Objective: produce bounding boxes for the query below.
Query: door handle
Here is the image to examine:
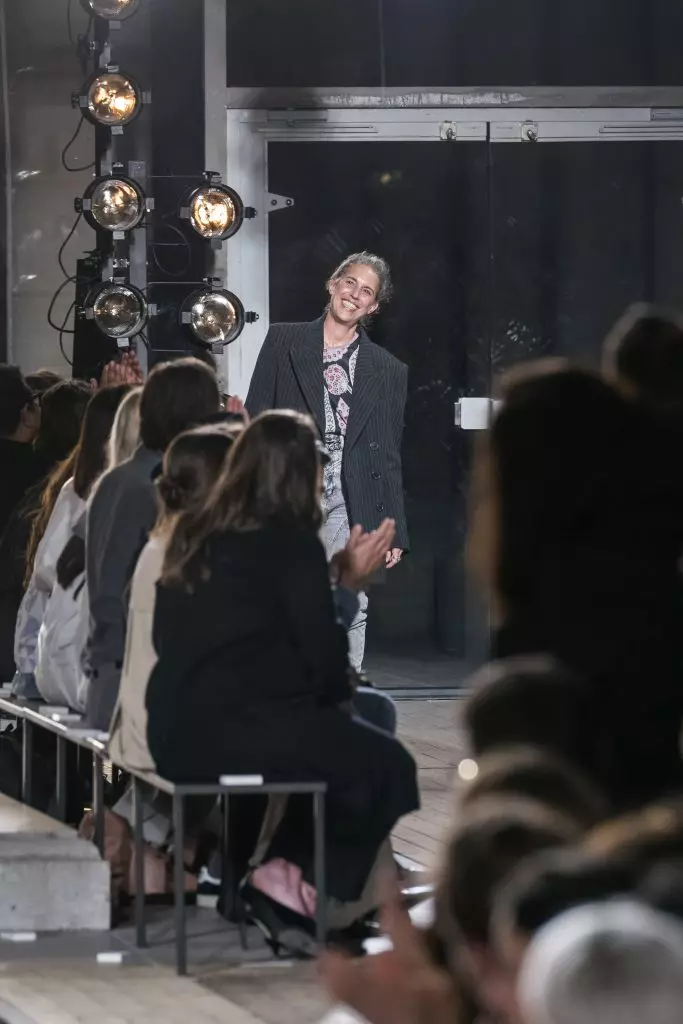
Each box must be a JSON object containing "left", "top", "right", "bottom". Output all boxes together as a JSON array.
[{"left": 454, "top": 398, "right": 501, "bottom": 430}]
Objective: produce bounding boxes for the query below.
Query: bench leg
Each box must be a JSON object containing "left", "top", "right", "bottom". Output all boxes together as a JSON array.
[
  {"left": 133, "top": 775, "right": 147, "bottom": 948},
  {"left": 21, "top": 719, "right": 33, "bottom": 806},
  {"left": 92, "top": 753, "right": 105, "bottom": 856},
  {"left": 313, "top": 791, "right": 327, "bottom": 948},
  {"left": 55, "top": 735, "right": 67, "bottom": 822},
  {"left": 173, "top": 792, "right": 187, "bottom": 976}
]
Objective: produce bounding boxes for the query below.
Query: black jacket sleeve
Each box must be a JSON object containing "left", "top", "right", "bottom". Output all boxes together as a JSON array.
[
  {"left": 279, "top": 529, "right": 352, "bottom": 707},
  {"left": 385, "top": 360, "right": 409, "bottom": 551},
  {"left": 245, "top": 326, "right": 281, "bottom": 417}
]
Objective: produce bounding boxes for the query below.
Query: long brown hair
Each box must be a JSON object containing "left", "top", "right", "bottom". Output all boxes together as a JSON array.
[
  {"left": 24, "top": 385, "right": 131, "bottom": 585},
  {"left": 154, "top": 423, "right": 243, "bottom": 532},
  {"left": 162, "top": 410, "right": 322, "bottom": 589}
]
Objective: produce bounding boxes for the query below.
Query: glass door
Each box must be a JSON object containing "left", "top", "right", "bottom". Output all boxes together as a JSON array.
[
  {"left": 265, "top": 133, "right": 492, "bottom": 692},
  {"left": 488, "top": 113, "right": 683, "bottom": 373},
  {"left": 224, "top": 106, "right": 683, "bottom": 695}
]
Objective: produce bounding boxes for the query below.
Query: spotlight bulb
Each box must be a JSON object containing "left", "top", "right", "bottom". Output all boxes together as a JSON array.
[
  {"left": 183, "top": 289, "right": 245, "bottom": 348},
  {"left": 84, "top": 0, "right": 140, "bottom": 18},
  {"left": 86, "top": 72, "right": 140, "bottom": 127},
  {"left": 87, "top": 283, "right": 147, "bottom": 339},
  {"left": 83, "top": 177, "right": 144, "bottom": 232},
  {"left": 183, "top": 184, "right": 244, "bottom": 241}
]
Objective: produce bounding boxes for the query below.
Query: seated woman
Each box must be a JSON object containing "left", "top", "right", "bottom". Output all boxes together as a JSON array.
[
  {"left": 14, "top": 384, "right": 132, "bottom": 702},
  {"left": 37, "top": 386, "right": 143, "bottom": 712},
  {"left": 146, "top": 411, "right": 419, "bottom": 948},
  {"left": 109, "top": 422, "right": 242, "bottom": 772}
]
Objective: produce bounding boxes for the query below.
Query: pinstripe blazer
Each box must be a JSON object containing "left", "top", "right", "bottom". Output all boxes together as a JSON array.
[{"left": 245, "top": 317, "right": 409, "bottom": 551}]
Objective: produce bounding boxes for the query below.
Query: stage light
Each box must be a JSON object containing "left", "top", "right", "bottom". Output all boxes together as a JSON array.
[
  {"left": 180, "top": 183, "right": 244, "bottom": 242},
  {"left": 85, "top": 283, "right": 147, "bottom": 339},
  {"left": 80, "top": 71, "right": 142, "bottom": 128},
  {"left": 181, "top": 289, "right": 245, "bottom": 348},
  {"left": 82, "top": 0, "right": 140, "bottom": 18},
  {"left": 78, "top": 176, "right": 146, "bottom": 233}
]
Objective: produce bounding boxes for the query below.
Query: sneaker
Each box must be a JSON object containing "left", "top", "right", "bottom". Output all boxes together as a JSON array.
[{"left": 196, "top": 866, "right": 221, "bottom": 909}]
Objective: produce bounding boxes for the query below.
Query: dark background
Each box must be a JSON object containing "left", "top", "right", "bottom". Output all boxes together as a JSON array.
[{"left": 226, "top": 0, "right": 683, "bottom": 89}]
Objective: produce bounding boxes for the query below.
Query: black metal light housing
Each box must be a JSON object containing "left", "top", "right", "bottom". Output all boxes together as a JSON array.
[
  {"left": 77, "top": 70, "right": 143, "bottom": 128},
  {"left": 181, "top": 288, "right": 245, "bottom": 348},
  {"left": 81, "top": 0, "right": 141, "bottom": 19},
  {"left": 77, "top": 175, "right": 147, "bottom": 234},
  {"left": 85, "top": 282, "right": 148, "bottom": 339},
  {"left": 180, "top": 182, "right": 245, "bottom": 244}
]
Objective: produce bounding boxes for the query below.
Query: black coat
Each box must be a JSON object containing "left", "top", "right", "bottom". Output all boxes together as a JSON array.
[
  {"left": 245, "top": 318, "right": 409, "bottom": 551},
  {"left": 146, "top": 524, "right": 419, "bottom": 901}
]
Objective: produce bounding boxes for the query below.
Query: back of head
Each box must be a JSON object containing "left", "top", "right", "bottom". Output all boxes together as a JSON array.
[
  {"left": 108, "top": 386, "right": 142, "bottom": 467},
  {"left": 0, "top": 364, "right": 36, "bottom": 437},
  {"left": 464, "top": 657, "right": 589, "bottom": 769},
  {"left": 493, "top": 848, "right": 634, "bottom": 969},
  {"left": 586, "top": 803, "right": 683, "bottom": 870},
  {"left": 139, "top": 358, "right": 220, "bottom": 453},
  {"left": 156, "top": 424, "right": 242, "bottom": 519},
  {"left": 461, "top": 746, "right": 608, "bottom": 829},
  {"left": 73, "top": 384, "right": 131, "bottom": 499},
  {"left": 436, "top": 796, "right": 580, "bottom": 949},
  {"left": 24, "top": 369, "right": 63, "bottom": 395},
  {"left": 35, "top": 379, "right": 92, "bottom": 462},
  {"left": 489, "top": 361, "right": 632, "bottom": 607},
  {"left": 603, "top": 303, "right": 683, "bottom": 418},
  {"left": 161, "top": 410, "right": 321, "bottom": 588},
  {"left": 518, "top": 900, "right": 683, "bottom": 1024}
]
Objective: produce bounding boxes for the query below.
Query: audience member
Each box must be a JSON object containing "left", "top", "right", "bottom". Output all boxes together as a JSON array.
[
  {"left": 83, "top": 357, "right": 222, "bottom": 729},
  {"left": 17, "top": 385, "right": 131, "bottom": 707},
  {"left": 460, "top": 747, "right": 609, "bottom": 828},
  {"left": 463, "top": 656, "right": 592, "bottom": 776},
  {"left": 603, "top": 303, "right": 683, "bottom": 418},
  {"left": 110, "top": 423, "right": 242, "bottom": 774},
  {"left": 147, "top": 410, "right": 418, "bottom": 953},
  {"left": 0, "top": 379, "right": 92, "bottom": 682},
  {"left": 430, "top": 797, "right": 579, "bottom": 1022},
  {"left": 517, "top": 900, "right": 683, "bottom": 1024},
  {"left": 470, "top": 361, "right": 683, "bottom": 808},
  {"left": 107, "top": 386, "right": 142, "bottom": 467},
  {"left": 0, "top": 365, "right": 43, "bottom": 536},
  {"left": 24, "top": 368, "right": 63, "bottom": 396},
  {"left": 492, "top": 848, "right": 634, "bottom": 977}
]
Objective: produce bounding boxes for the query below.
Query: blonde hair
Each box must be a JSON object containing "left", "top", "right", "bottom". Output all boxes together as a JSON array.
[{"left": 108, "top": 386, "right": 142, "bottom": 468}]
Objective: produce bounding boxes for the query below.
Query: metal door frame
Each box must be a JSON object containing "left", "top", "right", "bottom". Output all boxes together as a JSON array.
[{"left": 222, "top": 104, "right": 683, "bottom": 396}]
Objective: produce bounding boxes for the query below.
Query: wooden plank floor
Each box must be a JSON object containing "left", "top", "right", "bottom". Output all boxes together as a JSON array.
[{"left": 392, "top": 700, "right": 465, "bottom": 871}]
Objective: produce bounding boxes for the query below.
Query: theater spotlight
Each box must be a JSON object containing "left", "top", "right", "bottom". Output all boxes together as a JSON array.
[
  {"left": 77, "top": 71, "right": 142, "bottom": 128},
  {"left": 81, "top": 0, "right": 140, "bottom": 18},
  {"left": 180, "top": 182, "right": 244, "bottom": 243},
  {"left": 181, "top": 289, "right": 245, "bottom": 348},
  {"left": 77, "top": 176, "right": 148, "bottom": 233},
  {"left": 85, "top": 282, "right": 147, "bottom": 339}
]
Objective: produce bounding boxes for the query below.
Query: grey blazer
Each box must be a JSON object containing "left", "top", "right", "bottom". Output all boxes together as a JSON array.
[{"left": 246, "top": 317, "right": 409, "bottom": 550}]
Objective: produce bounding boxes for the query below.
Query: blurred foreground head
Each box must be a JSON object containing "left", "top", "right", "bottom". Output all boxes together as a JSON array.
[
  {"left": 603, "top": 303, "right": 683, "bottom": 418},
  {"left": 518, "top": 900, "right": 683, "bottom": 1024}
]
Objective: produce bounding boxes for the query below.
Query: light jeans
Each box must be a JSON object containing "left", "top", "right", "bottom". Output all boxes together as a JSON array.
[{"left": 320, "top": 499, "right": 368, "bottom": 672}]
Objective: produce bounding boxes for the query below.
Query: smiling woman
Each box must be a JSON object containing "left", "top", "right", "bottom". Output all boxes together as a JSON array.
[{"left": 246, "top": 251, "right": 408, "bottom": 672}]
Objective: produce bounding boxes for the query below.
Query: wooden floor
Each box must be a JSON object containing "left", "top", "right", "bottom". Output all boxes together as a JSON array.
[
  {"left": 0, "top": 701, "right": 463, "bottom": 1024},
  {"left": 392, "top": 700, "right": 465, "bottom": 871}
]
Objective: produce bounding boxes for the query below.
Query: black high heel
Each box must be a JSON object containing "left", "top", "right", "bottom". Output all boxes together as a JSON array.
[{"left": 239, "top": 881, "right": 318, "bottom": 959}]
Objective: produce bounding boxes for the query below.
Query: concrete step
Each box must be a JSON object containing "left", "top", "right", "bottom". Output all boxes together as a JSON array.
[{"left": 0, "top": 795, "right": 110, "bottom": 932}]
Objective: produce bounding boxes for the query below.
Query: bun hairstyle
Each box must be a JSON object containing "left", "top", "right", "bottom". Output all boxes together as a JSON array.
[{"left": 155, "top": 423, "right": 243, "bottom": 522}]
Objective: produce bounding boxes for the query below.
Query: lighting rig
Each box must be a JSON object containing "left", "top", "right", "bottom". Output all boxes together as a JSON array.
[{"left": 66, "top": 0, "right": 253, "bottom": 379}]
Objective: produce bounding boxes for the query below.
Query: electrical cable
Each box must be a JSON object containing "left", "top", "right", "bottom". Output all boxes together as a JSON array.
[
  {"left": 150, "top": 221, "right": 193, "bottom": 278},
  {"left": 47, "top": 275, "right": 78, "bottom": 335},
  {"left": 61, "top": 113, "right": 96, "bottom": 173},
  {"left": 58, "top": 300, "right": 76, "bottom": 366},
  {"left": 58, "top": 211, "right": 83, "bottom": 279}
]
